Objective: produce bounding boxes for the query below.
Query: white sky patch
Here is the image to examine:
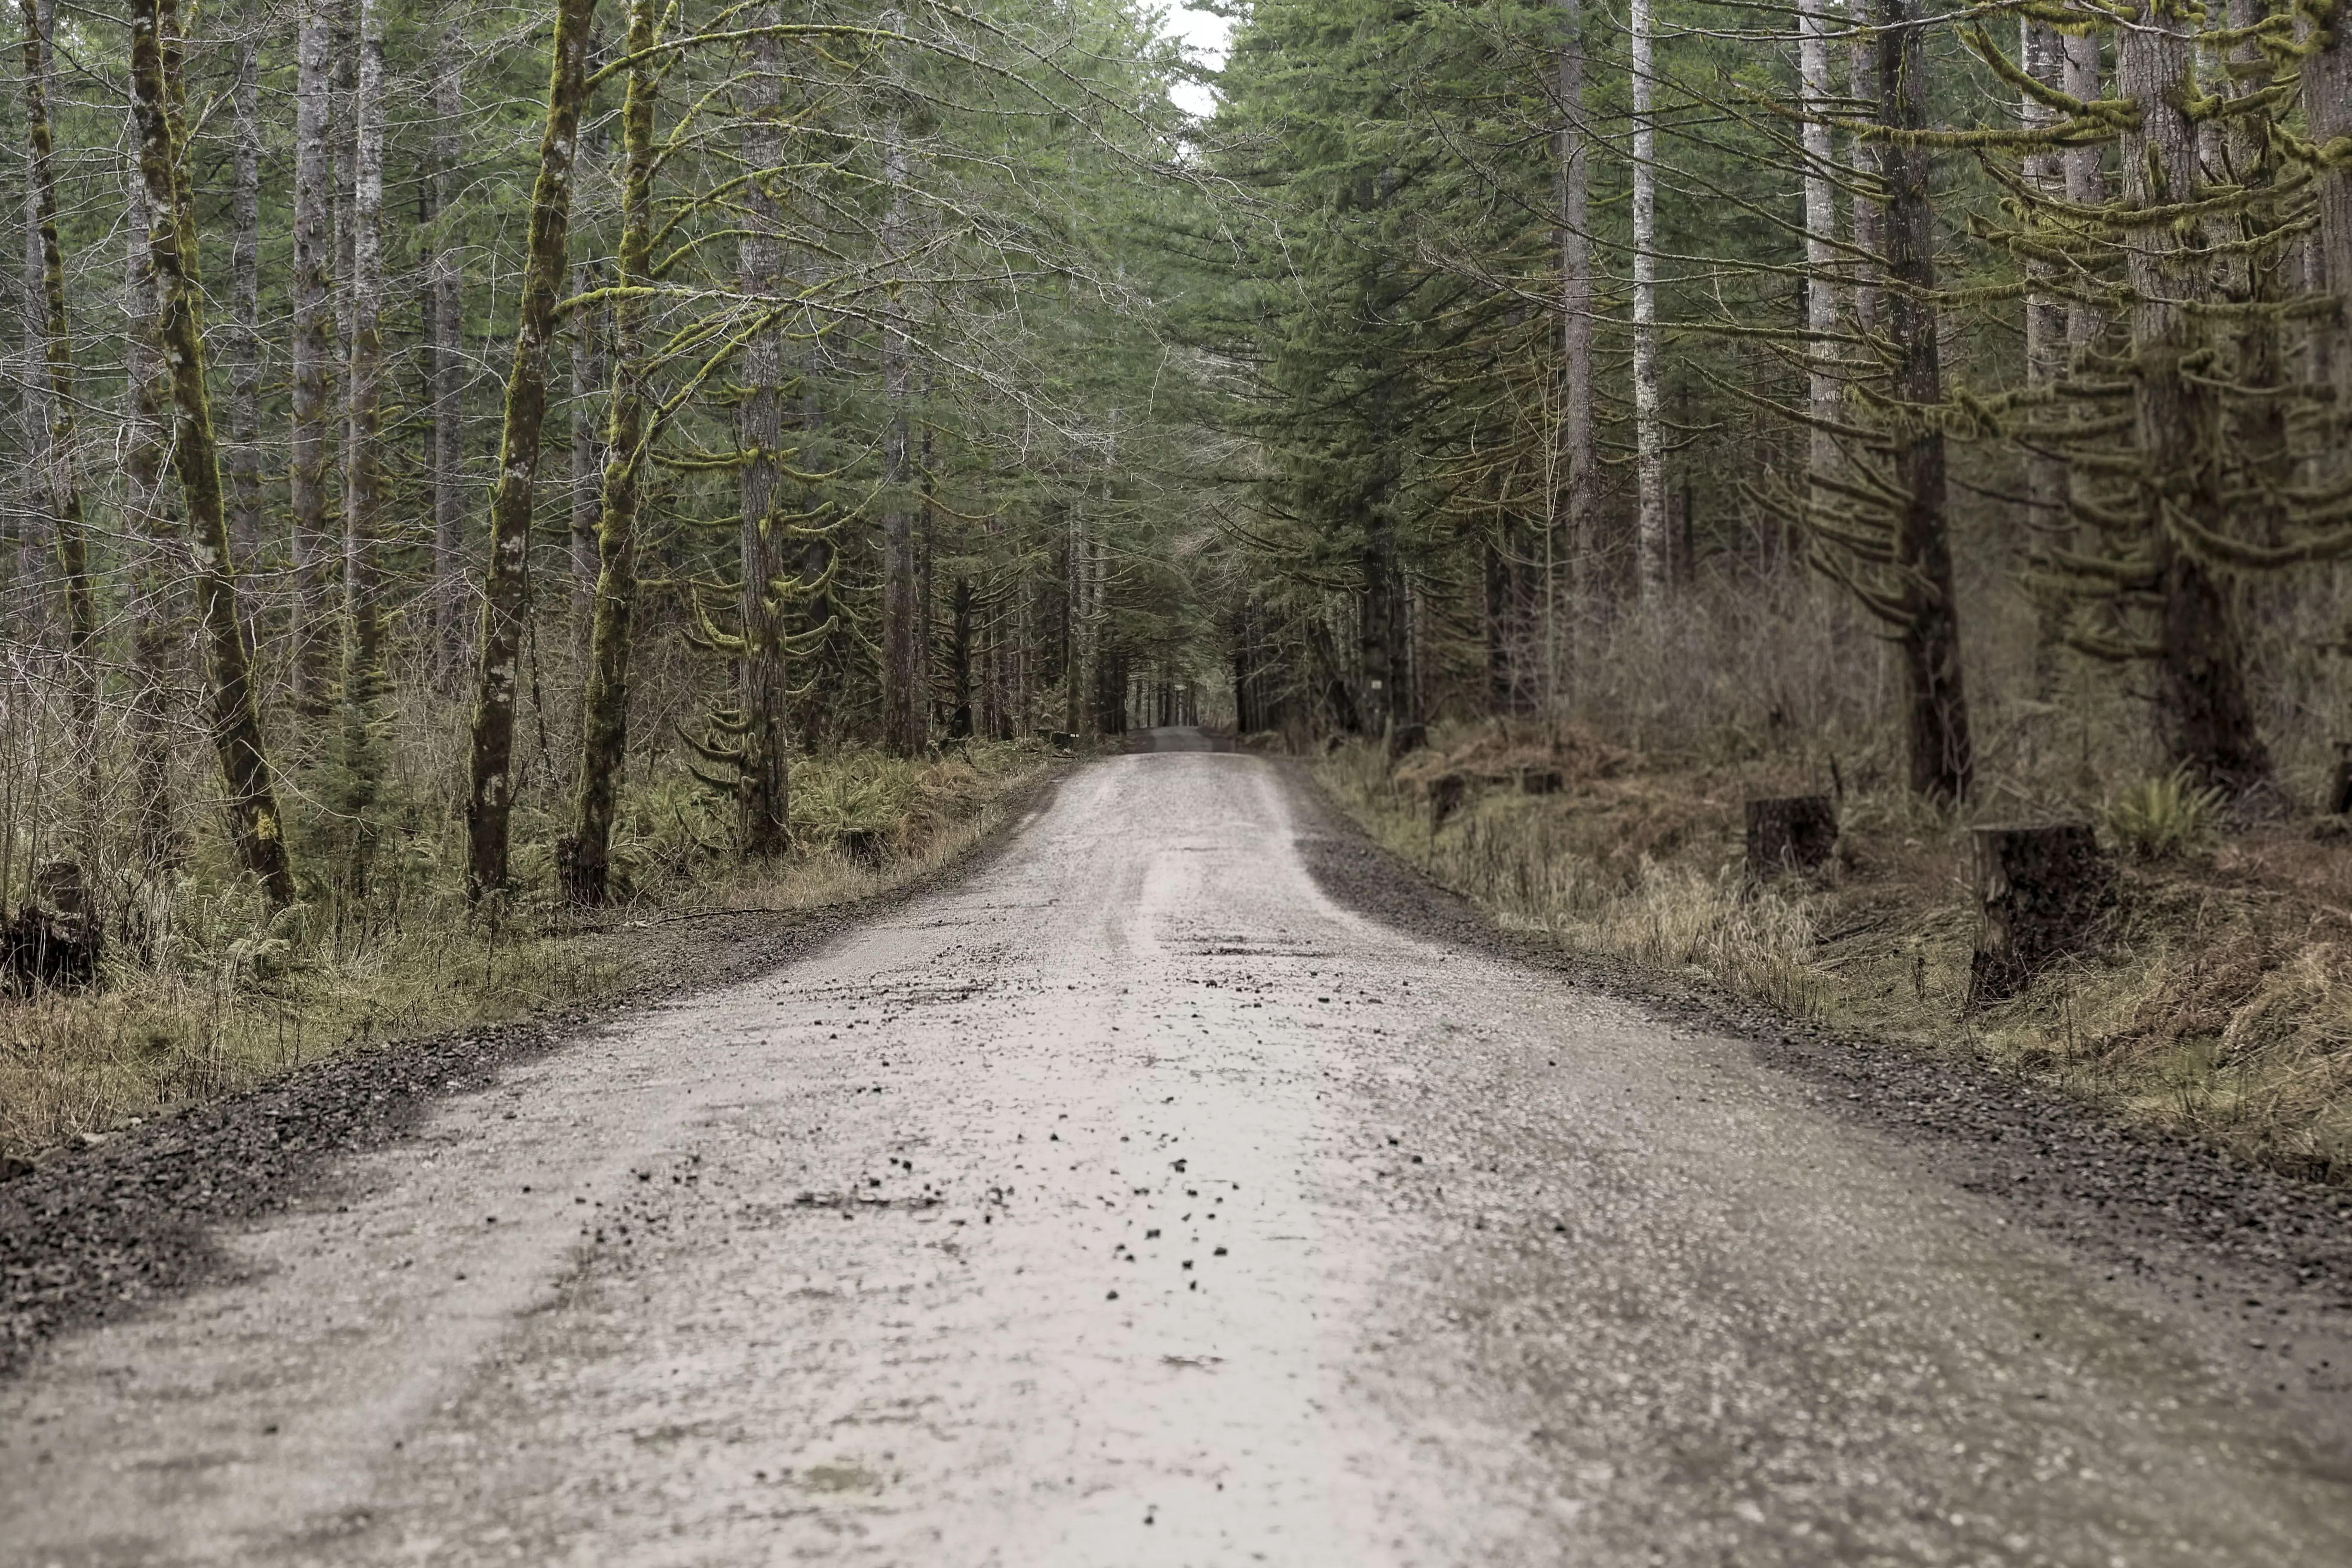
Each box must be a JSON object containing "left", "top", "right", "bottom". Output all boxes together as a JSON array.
[{"left": 1156, "top": 5, "right": 1234, "bottom": 119}]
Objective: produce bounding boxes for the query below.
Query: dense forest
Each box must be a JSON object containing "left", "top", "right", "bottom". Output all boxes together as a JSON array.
[{"left": 0, "top": 0, "right": 2347, "bottom": 1080}]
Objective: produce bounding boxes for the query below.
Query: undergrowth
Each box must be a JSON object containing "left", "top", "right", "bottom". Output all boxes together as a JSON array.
[
  {"left": 0, "top": 741, "right": 1048, "bottom": 1161},
  {"left": 1322, "top": 724, "right": 2352, "bottom": 1184}
]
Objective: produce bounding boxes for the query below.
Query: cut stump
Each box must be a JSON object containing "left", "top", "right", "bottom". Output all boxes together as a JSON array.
[
  {"left": 1968, "top": 824, "right": 2113, "bottom": 1003},
  {"left": 1745, "top": 796, "right": 1837, "bottom": 878},
  {"left": 1430, "top": 774, "right": 1468, "bottom": 829}
]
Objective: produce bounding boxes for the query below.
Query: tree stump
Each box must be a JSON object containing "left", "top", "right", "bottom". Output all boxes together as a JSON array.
[
  {"left": 2328, "top": 742, "right": 2352, "bottom": 815},
  {"left": 1968, "top": 824, "right": 2113, "bottom": 1003},
  {"left": 1745, "top": 796, "right": 1837, "bottom": 878},
  {"left": 1388, "top": 723, "right": 1428, "bottom": 760},
  {"left": 3, "top": 859, "right": 98, "bottom": 992},
  {"left": 1430, "top": 773, "right": 1468, "bottom": 828},
  {"left": 1519, "top": 767, "right": 1563, "bottom": 796}
]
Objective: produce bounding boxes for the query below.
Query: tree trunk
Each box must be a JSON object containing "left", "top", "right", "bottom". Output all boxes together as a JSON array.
[
  {"left": 564, "top": 0, "right": 657, "bottom": 906},
  {"left": 1848, "top": 12, "right": 1881, "bottom": 337},
  {"left": 1877, "top": 0, "right": 1972, "bottom": 803},
  {"left": 228, "top": 37, "right": 263, "bottom": 576},
  {"left": 1557, "top": 0, "right": 1595, "bottom": 612},
  {"left": 879, "top": 113, "right": 926, "bottom": 757},
  {"left": 1799, "top": 0, "right": 1840, "bottom": 480},
  {"left": 129, "top": 0, "right": 297, "bottom": 904},
  {"left": 124, "top": 172, "right": 178, "bottom": 879},
  {"left": 1629, "top": 0, "right": 1666, "bottom": 604},
  {"left": 290, "top": 0, "right": 336, "bottom": 712},
  {"left": 735, "top": 6, "right": 790, "bottom": 856},
  {"left": 2117, "top": 3, "right": 2268, "bottom": 792},
  {"left": 17, "top": 0, "right": 100, "bottom": 853},
  {"left": 2305, "top": 0, "right": 2351, "bottom": 422},
  {"left": 947, "top": 576, "right": 974, "bottom": 740},
  {"left": 431, "top": 28, "right": 466, "bottom": 662},
  {"left": 464, "top": 0, "right": 601, "bottom": 903},
  {"left": 334, "top": 0, "right": 388, "bottom": 892},
  {"left": 1359, "top": 531, "right": 1399, "bottom": 736},
  {"left": 570, "top": 258, "right": 606, "bottom": 619},
  {"left": 2061, "top": 31, "right": 2102, "bottom": 360},
  {"left": 2021, "top": 19, "right": 2069, "bottom": 693}
]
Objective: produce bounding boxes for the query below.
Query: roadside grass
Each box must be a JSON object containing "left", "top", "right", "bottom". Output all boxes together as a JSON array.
[
  {"left": 1320, "top": 724, "right": 2352, "bottom": 1183},
  {"left": 0, "top": 742, "right": 1049, "bottom": 1162}
]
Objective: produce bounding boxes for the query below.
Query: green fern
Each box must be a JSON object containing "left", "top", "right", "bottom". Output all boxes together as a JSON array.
[{"left": 2104, "top": 770, "right": 2226, "bottom": 861}]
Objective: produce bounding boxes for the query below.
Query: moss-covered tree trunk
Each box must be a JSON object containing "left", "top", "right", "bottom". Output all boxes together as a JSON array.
[
  {"left": 289, "top": 0, "right": 337, "bottom": 713},
  {"left": 2307, "top": 0, "right": 2352, "bottom": 420},
  {"left": 561, "top": 0, "right": 656, "bottom": 905},
  {"left": 463, "top": 0, "right": 600, "bottom": 902},
  {"left": 736, "top": 8, "right": 791, "bottom": 855},
  {"left": 1877, "top": 0, "right": 1972, "bottom": 802},
  {"left": 17, "top": 0, "right": 100, "bottom": 853},
  {"left": 2118, "top": 2, "right": 2268, "bottom": 792},
  {"left": 129, "top": 0, "right": 296, "bottom": 905}
]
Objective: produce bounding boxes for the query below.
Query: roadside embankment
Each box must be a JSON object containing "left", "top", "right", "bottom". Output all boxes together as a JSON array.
[
  {"left": 1317, "top": 723, "right": 2352, "bottom": 1186},
  {"left": 0, "top": 742, "right": 1053, "bottom": 1169}
]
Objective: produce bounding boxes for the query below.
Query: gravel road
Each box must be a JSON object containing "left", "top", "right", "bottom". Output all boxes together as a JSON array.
[{"left": 6, "top": 737, "right": 2352, "bottom": 1565}]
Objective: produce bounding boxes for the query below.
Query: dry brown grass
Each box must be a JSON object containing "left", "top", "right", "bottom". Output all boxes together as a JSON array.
[
  {"left": 0, "top": 744, "right": 1047, "bottom": 1161},
  {"left": 1326, "top": 721, "right": 2352, "bottom": 1183}
]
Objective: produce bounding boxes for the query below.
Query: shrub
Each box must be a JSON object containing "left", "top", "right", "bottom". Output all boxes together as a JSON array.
[{"left": 2104, "top": 771, "right": 2226, "bottom": 861}]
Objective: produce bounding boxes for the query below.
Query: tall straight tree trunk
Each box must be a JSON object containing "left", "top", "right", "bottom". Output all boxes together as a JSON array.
[
  {"left": 1629, "top": 0, "right": 1666, "bottom": 604},
  {"left": 228, "top": 36, "right": 263, "bottom": 575},
  {"left": 1848, "top": 12, "right": 1882, "bottom": 337},
  {"left": 880, "top": 111, "right": 925, "bottom": 757},
  {"left": 2117, "top": 1, "right": 2267, "bottom": 790},
  {"left": 334, "top": 0, "right": 388, "bottom": 893},
  {"left": 2021, "top": 18, "right": 2069, "bottom": 691},
  {"left": 570, "top": 259, "right": 606, "bottom": 616},
  {"left": 431, "top": 29, "right": 466, "bottom": 661},
  {"left": 464, "top": 0, "right": 600, "bottom": 902},
  {"left": 124, "top": 172, "right": 178, "bottom": 876},
  {"left": 290, "top": 0, "right": 336, "bottom": 711},
  {"left": 1557, "top": 0, "right": 1595, "bottom": 613},
  {"left": 17, "top": 0, "right": 100, "bottom": 851},
  {"left": 2306, "top": 0, "right": 2352, "bottom": 421},
  {"left": 1799, "top": 0, "right": 1840, "bottom": 480},
  {"left": 1877, "top": 0, "right": 1972, "bottom": 802},
  {"left": 129, "top": 0, "right": 296, "bottom": 903},
  {"left": 2061, "top": 31, "right": 2102, "bottom": 360},
  {"left": 563, "top": 0, "right": 657, "bottom": 906},
  {"left": 735, "top": 8, "right": 790, "bottom": 855}
]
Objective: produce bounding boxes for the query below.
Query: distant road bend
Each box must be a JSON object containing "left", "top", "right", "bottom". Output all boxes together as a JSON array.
[{"left": 6, "top": 733, "right": 2350, "bottom": 1565}]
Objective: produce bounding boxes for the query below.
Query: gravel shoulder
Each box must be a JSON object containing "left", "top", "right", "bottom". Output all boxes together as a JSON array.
[
  {"left": 1286, "top": 759, "right": 2352, "bottom": 1407},
  {"left": 0, "top": 769, "right": 1067, "bottom": 1380}
]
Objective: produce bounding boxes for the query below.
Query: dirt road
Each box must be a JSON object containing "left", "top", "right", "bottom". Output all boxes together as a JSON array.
[{"left": 6, "top": 740, "right": 2351, "bottom": 1565}]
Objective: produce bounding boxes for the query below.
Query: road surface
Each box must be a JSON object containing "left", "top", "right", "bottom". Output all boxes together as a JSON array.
[{"left": 5, "top": 738, "right": 2350, "bottom": 1565}]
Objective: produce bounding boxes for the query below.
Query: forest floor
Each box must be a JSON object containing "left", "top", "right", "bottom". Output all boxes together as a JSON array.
[
  {"left": 1315, "top": 720, "right": 2352, "bottom": 1190},
  {"left": 0, "top": 743, "right": 1058, "bottom": 1170}
]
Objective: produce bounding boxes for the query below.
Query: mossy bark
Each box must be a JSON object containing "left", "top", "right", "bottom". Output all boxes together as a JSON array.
[
  {"left": 562, "top": 0, "right": 657, "bottom": 905},
  {"left": 128, "top": 0, "right": 296, "bottom": 905},
  {"left": 1877, "top": 0, "right": 1974, "bottom": 804},
  {"left": 334, "top": 0, "right": 389, "bottom": 894},
  {"left": 879, "top": 114, "right": 926, "bottom": 759},
  {"left": 2118, "top": 3, "right": 2269, "bottom": 793},
  {"left": 464, "top": 0, "right": 600, "bottom": 902},
  {"left": 2307, "top": 0, "right": 2352, "bottom": 422}
]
